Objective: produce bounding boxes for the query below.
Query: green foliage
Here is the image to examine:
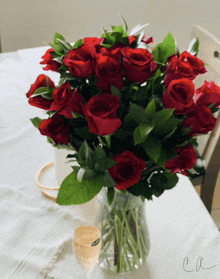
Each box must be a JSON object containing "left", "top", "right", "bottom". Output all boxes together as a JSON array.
[
  {"left": 30, "top": 87, "right": 52, "bottom": 99},
  {"left": 47, "top": 137, "right": 73, "bottom": 150},
  {"left": 152, "top": 32, "right": 176, "bottom": 64},
  {"left": 30, "top": 117, "right": 44, "bottom": 129},
  {"left": 107, "top": 187, "right": 115, "bottom": 205},
  {"left": 111, "top": 85, "right": 121, "bottom": 98},
  {"left": 134, "top": 122, "right": 155, "bottom": 145},
  {"left": 56, "top": 171, "right": 102, "bottom": 205},
  {"left": 142, "top": 135, "right": 162, "bottom": 162},
  {"left": 127, "top": 181, "right": 153, "bottom": 200},
  {"left": 119, "top": 14, "right": 128, "bottom": 32},
  {"left": 101, "top": 24, "right": 129, "bottom": 48},
  {"left": 30, "top": 19, "right": 202, "bottom": 206},
  {"left": 50, "top": 32, "right": 75, "bottom": 55},
  {"left": 72, "top": 39, "right": 84, "bottom": 49},
  {"left": 72, "top": 142, "right": 117, "bottom": 187}
]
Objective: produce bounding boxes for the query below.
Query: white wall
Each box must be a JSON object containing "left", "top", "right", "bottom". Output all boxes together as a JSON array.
[{"left": 0, "top": 0, "right": 220, "bottom": 52}]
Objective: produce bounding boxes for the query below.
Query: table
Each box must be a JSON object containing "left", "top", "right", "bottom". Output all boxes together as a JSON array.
[{"left": 1, "top": 46, "right": 220, "bottom": 279}]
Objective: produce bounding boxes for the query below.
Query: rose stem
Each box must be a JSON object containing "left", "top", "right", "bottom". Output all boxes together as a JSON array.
[
  {"left": 114, "top": 220, "right": 119, "bottom": 267},
  {"left": 132, "top": 208, "right": 143, "bottom": 260},
  {"left": 122, "top": 210, "right": 139, "bottom": 265},
  {"left": 115, "top": 214, "right": 121, "bottom": 272}
]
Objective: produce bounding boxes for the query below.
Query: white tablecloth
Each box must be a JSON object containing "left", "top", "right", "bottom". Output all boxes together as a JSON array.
[{"left": 0, "top": 46, "right": 220, "bottom": 279}]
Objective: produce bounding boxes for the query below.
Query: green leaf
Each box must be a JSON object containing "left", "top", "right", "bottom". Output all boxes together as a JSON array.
[
  {"left": 163, "top": 172, "right": 179, "bottom": 190},
  {"left": 154, "top": 116, "right": 181, "bottom": 136},
  {"left": 152, "top": 32, "right": 176, "bottom": 64},
  {"left": 58, "top": 78, "right": 68, "bottom": 87},
  {"left": 46, "top": 111, "right": 57, "bottom": 117},
  {"left": 72, "top": 112, "right": 82, "bottom": 119},
  {"left": 72, "top": 39, "right": 84, "bottom": 49},
  {"left": 97, "top": 171, "right": 116, "bottom": 187},
  {"left": 111, "top": 85, "right": 121, "bottom": 98},
  {"left": 124, "top": 102, "right": 147, "bottom": 126},
  {"left": 134, "top": 122, "right": 155, "bottom": 145},
  {"left": 56, "top": 171, "right": 102, "bottom": 205},
  {"left": 102, "top": 29, "right": 114, "bottom": 45},
  {"left": 127, "top": 181, "right": 153, "bottom": 200},
  {"left": 77, "top": 168, "right": 96, "bottom": 182},
  {"left": 152, "top": 109, "right": 174, "bottom": 129},
  {"left": 56, "top": 39, "right": 72, "bottom": 53},
  {"left": 30, "top": 87, "right": 49, "bottom": 97},
  {"left": 149, "top": 172, "right": 165, "bottom": 197},
  {"left": 157, "top": 147, "right": 177, "bottom": 167},
  {"left": 94, "top": 157, "right": 117, "bottom": 171},
  {"left": 100, "top": 43, "right": 113, "bottom": 48},
  {"left": 111, "top": 25, "right": 124, "bottom": 34},
  {"left": 130, "top": 86, "right": 148, "bottom": 101},
  {"left": 187, "top": 37, "right": 199, "bottom": 56},
  {"left": 119, "top": 14, "right": 128, "bottom": 32},
  {"left": 78, "top": 141, "right": 93, "bottom": 167},
  {"left": 145, "top": 99, "right": 156, "bottom": 120},
  {"left": 30, "top": 117, "right": 44, "bottom": 129},
  {"left": 107, "top": 187, "right": 115, "bottom": 205},
  {"left": 209, "top": 104, "right": 220, "bottom": 114},
  {"left": 60, "top": 72, "right": 75, "bottom": 80},
  {"left": 54, "top": 32, "right": 65, "bottom": 44},
  {"left": 48, "top": 43, "right": 64, "bottom": 55},
  {"left": 72, "top": 166, "right": 80, "bottom": 172},
  {"left": 142, "top": 135, "right": 162, "bottom": 162}
]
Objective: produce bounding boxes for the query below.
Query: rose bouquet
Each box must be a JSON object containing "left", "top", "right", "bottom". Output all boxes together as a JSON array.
[{"left": 26, "top": 19, "right": 220, "bottom": 273}]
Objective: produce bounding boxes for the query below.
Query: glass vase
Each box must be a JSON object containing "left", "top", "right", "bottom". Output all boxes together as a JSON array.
[{"left": 97, "top": 187, "right": 150, "bottom": 275}]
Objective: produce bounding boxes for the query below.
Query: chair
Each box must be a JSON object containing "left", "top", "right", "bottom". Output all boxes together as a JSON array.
[{"left": 190, "top": 25, "right": 220, "bottom": 214}]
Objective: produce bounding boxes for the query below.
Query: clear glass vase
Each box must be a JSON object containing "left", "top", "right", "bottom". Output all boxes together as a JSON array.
[{"left": 97, "top": 187, "right": 150, "bottom": 275}]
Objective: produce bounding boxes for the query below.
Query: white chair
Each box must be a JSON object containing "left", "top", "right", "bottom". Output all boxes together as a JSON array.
[{"left": 190, "top": 25, "right": 220, "bottom": 214}]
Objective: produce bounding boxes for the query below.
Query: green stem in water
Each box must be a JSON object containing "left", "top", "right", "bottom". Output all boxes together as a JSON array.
[
  {"left": 122, "top": 210, "right": 139, "bottom": 265},
  {"left": 131, "top": 208, "right": 143, "bottom": 260},
  {"left": 115, "top": 215, "right": 121, "bottom": 272}
]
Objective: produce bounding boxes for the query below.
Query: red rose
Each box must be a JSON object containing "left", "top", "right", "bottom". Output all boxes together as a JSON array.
[
  {"left": 100, "top": 45, "right": 122, "bottom": 62},
  {"left": 40, "top": 48, "right": 61, "bottom": 72},
  {"left": 163, "top": 78, "right": 195, "bottom": 114},
  {"left": 84, "top": 37, "right": 104, "bottom": 52},
  {"left": 50, "top": 82, "right": 85, "bottom": 119},
  {"left": 165, "top": 145, "right": 197, "bottom": 174},
  {"left": 179, "top": 51, "right": 207, "bottom": 75},
  {"left": 95, "top": 52, "right": 123, "bottom": 92},
  {"left": 141, "top": 35, "right": 153, "bottom": 45},
  {"left": 182, "top": 105, "right": 217, "bottom": 137},
  {"left": 164, "top": 56, "right": 196, "bottom": 86},
  {"left": 26, "top": 74, "right": 55, "bottom": 110},
  {"left": 161, "top": 53, "right": 177, "bottom": 73},
  {"left": 196, "top": 81, "right": 220, "bottom": 108},
  {"left": 108, "top": 150, "right": 146, "bottom": 190},
  {"left": 128, "top": 35, "right": 136, "bottom": 45},
  {"left": 39, "top": 114, "right": 71, "bottom": 144},
  {"left": 122, "top": 47, "right": 157, "bottom": 84},
  {"left": 83, "top": 93, "right": 122, "bottom": 136},
  {"left": 63, "top": 44, "right": 96, "bottom": 78}
]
